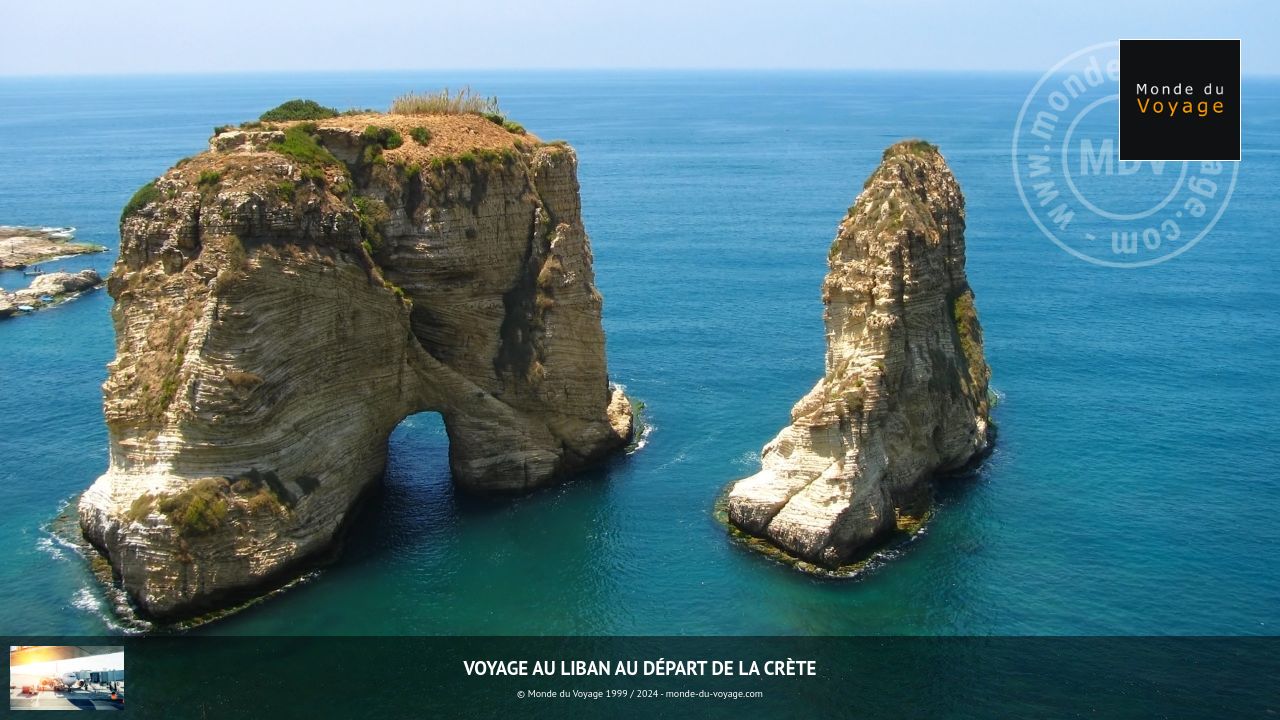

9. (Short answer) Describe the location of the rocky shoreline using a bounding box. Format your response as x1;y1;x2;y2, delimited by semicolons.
0;226;106;270
0;269;104;319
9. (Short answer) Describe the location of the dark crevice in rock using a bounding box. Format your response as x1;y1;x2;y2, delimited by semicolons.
493;202;549;391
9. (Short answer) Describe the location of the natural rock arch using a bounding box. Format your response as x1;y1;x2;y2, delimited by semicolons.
80;114;631;620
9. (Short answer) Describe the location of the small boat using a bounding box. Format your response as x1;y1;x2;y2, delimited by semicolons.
17;304;35;312
22;264;44;276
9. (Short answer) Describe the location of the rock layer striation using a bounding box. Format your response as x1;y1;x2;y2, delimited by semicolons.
80;112;632;620
726;141;992;568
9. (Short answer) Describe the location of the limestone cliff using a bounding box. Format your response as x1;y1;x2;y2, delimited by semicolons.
80;111;632;620
726;141;992;569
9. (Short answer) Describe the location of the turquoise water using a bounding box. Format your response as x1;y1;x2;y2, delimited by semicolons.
1;72;1277;636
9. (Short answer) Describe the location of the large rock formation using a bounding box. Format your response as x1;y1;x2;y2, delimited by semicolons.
726;141;992;568
80;111;632;620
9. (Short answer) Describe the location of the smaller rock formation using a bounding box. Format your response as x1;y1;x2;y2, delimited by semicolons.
0;269;103;319
725;141;992;569
0;226;105;270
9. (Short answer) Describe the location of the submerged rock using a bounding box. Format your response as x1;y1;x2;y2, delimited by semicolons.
80;110;632;621
726;141;993;568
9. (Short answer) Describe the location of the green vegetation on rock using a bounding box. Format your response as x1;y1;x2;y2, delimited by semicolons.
483;113;526;134
884;139;938;161
396;160;422;179
126;493;156;523
354;196;390;253
121;180;160;223
197;170;222;188
953;292;981;370
260;99;339;122
360;126;404;164
273;181;296;202
229;468;300;508
361;125;404;150
269;124;341;180
424;147;518;174
230;470;287;516
156;478;230;537
409;126;432;145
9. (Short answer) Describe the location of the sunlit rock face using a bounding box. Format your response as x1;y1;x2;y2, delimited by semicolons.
726;141;992;568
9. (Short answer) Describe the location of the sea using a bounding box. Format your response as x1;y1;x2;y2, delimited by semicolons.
1;71;1277;641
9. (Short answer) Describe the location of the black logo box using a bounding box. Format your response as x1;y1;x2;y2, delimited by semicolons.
1120;39;1241;161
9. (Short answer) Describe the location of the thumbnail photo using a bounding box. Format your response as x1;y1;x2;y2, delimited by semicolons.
10;646;124;711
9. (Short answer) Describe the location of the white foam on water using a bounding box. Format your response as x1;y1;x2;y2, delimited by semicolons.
70;586;135;634
71;586;100;612
656;449;687;471
37;497;83;561
628;419;653;455
36;535;71;561
732;449;760;469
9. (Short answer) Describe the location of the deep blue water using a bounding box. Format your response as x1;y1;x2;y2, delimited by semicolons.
1;72;1277;636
